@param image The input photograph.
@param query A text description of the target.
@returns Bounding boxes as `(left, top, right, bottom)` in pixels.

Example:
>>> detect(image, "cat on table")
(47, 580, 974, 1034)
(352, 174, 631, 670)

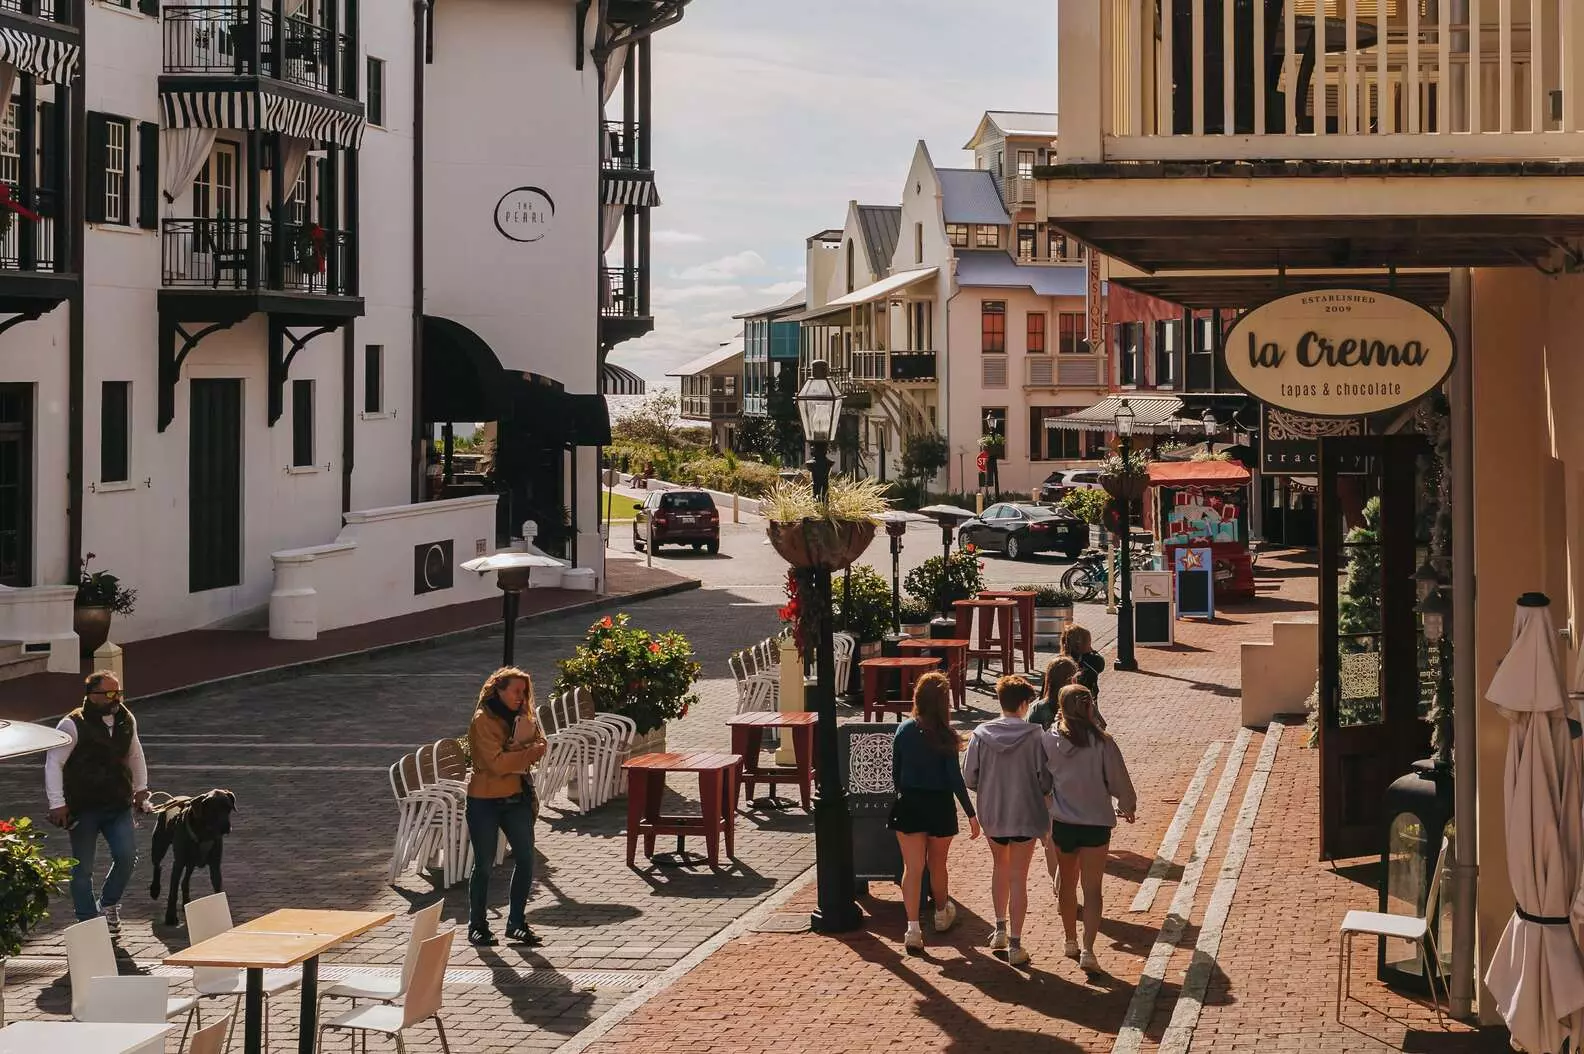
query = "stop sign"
(976, 451, 989, 472)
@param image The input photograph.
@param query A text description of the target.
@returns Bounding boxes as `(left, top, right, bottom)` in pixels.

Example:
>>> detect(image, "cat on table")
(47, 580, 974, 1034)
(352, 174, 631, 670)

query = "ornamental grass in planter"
(1099, 450, 1152, 502)
(763, 476, 887, 571)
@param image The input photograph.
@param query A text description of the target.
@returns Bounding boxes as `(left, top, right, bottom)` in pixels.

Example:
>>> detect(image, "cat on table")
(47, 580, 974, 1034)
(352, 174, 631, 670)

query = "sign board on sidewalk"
(1132, 571, 1175, 647)
(1174, 547, 1215, 620)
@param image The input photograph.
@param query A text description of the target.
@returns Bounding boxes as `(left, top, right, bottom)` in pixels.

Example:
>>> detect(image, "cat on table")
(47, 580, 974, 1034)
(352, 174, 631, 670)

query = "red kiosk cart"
(1144, 460, 1256, 602)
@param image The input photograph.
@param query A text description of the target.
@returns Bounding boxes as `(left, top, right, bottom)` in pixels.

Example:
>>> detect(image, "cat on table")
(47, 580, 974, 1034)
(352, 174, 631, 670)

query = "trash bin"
(838, 721, 933, 909)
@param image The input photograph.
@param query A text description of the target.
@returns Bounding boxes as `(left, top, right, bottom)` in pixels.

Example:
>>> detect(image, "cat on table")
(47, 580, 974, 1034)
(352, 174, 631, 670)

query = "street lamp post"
(796, 360, 861, 934)
(1202, 408, 1219, 455)
(1114, 399, 1138, 672)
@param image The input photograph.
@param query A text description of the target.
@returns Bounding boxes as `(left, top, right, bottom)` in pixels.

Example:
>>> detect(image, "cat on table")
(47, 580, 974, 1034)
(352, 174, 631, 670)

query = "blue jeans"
(68, 807, 137, 921)
(466, 794, 536, 933)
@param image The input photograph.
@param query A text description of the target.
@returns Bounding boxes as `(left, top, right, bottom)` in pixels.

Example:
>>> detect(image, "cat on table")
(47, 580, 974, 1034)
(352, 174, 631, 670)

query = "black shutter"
(84, 112, 108, 224)
(37, 101, 55, 217)
(100, 382, 130, 483)
(137, 0, 159, 15)
(291, 379, 314, 466)
(137, 121, 159, 230)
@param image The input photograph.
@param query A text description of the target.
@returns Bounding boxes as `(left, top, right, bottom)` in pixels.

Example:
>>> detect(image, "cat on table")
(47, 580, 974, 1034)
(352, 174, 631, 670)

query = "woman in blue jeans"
(465, 667, 547, 947)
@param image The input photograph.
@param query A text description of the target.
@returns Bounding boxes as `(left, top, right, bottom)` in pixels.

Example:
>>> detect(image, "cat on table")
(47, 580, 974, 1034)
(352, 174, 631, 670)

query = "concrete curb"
(557, 858, 819, 1054)
(82, 578, 702, 714)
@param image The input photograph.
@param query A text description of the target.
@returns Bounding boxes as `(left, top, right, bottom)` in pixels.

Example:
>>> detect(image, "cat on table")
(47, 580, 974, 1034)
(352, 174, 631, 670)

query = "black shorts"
(989, 835, 1033, 845)
(888, 789, 959, 839)
(1050, 820, 1112, 853)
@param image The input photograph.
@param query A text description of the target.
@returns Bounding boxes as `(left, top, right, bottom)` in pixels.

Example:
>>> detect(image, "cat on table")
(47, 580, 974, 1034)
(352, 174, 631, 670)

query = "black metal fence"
(164, 6, 352, 96)
(0, 200, 59, 273)
(0, 0, 64, 24)
(162, 217, 352, 295)
(600, 120, 646, 171)
(600, 266, 646, 318)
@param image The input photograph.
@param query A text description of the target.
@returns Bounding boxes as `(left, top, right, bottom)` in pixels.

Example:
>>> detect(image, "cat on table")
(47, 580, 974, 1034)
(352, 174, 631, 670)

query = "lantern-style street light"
(1114, 399, 1138, 671)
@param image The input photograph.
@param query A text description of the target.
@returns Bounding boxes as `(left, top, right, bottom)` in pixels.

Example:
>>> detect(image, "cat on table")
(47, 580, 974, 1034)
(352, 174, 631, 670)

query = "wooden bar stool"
(978, 589, 1037, 672)
(859, 656, 941, 721)
(953, 598, 1016, 682)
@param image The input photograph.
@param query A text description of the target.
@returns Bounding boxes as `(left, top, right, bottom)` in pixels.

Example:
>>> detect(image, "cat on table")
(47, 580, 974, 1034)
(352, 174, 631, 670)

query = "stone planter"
(1034, 605, 1073, 648)
(74, 605, 113, 658)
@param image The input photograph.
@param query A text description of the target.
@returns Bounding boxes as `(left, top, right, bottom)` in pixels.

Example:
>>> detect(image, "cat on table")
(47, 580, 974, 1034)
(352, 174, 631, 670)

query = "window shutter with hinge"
(84, 112, 108, 225)
(137, 0, 159, 17)
(137, 121, 158, 230)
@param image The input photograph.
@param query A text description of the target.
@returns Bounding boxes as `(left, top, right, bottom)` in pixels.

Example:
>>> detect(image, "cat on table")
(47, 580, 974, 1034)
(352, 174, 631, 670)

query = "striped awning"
(161, 86, 366, 149)
(602, 176, 660, 208)
(602, 361, 645, 395)
(1043, 395, 1185, 434)
(0, 26, 78, 84)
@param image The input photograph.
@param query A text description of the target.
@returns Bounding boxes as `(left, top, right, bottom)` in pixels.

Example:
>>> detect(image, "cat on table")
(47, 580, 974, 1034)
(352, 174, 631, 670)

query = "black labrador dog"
(148, 788, 237, 926)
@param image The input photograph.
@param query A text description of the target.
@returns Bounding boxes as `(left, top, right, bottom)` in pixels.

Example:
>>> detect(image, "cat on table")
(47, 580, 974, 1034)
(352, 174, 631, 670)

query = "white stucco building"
(0, 0, 682, 664)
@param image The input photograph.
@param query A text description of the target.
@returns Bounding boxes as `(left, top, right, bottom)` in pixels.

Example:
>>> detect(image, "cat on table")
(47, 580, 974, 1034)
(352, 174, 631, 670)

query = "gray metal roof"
(856, 205, 901, 278)
(1044, 395, 1185, 434)
(938, 169, 1010, 226)
(963, 111, 1059, 149)
(667, 345, 743, 378)
(954, 251, 1086, 296)
(732, 290, 806, 320)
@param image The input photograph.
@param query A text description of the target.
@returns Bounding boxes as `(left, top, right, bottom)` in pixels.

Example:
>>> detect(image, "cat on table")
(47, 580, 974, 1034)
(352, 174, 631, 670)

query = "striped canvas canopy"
(602, 360, 645, 396)
(602, 176, 660, 207)
(161, 85, 367, 149)
(0, 25, 78, 84)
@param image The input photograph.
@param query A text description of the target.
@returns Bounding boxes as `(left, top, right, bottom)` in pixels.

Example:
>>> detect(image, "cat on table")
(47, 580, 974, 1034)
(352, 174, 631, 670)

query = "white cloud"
(676, 250, 766, 281)
(653, 230, 706, 245)
(761, 280, 805, 297)
(650, 283, 746, 306)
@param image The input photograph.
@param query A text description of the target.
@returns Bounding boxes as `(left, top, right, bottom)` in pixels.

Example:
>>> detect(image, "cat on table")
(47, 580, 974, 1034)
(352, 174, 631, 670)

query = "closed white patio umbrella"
(1483, 593, 1584, 1053)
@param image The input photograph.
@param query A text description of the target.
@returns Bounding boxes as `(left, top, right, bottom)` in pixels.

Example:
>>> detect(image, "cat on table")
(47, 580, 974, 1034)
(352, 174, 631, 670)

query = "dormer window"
(947, 224, 970, 248)
(975, 225, 1000, 249)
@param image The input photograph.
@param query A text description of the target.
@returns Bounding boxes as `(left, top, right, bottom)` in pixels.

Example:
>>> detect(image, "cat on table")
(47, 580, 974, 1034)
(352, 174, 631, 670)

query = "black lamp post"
(1114, 399, 1138, 672)
(1202, 408, 1219, 455)
(1416, 563, 1453, 770)
(797, 360, 861, 934)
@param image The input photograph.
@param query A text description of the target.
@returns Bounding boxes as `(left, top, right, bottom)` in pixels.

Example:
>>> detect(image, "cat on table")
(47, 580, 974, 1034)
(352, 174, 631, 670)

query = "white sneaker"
(1079, 949, 1100, 972)
(904, 928, 925, 954)
(1064, 940, 1081, 961)
(989, 928, 1009, 952)
(1007, 945, 1031, 967)
(100, 903, 120, 935)
(933, 902, 957, 933)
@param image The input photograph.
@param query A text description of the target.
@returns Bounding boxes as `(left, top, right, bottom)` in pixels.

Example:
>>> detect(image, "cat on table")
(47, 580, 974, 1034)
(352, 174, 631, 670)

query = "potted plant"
(904, 547, 986, 619)
(1019, 584, 1077, 647)
(899, 600, 935, 638)
(763, 476, 886, 571)
(555, 613, 702, 759)
(0, 816, 74, 1026)
(75, 554, 136, 658)
(1099, 450, 1151, 502)
(979, 433, 1006, 459)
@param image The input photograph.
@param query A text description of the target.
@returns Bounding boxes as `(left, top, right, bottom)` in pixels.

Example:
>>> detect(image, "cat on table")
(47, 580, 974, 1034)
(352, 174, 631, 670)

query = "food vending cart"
(1144, 460, 1256, 602)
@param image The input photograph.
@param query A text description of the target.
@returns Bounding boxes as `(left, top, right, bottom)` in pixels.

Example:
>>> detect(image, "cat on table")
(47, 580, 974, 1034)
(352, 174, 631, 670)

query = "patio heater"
(917, 504, 977, 634)
(1113, 399, 1138, 671)
(461, 551, 566, 666)
(795, 361, 860, 935)
(872, 510, 931, 651)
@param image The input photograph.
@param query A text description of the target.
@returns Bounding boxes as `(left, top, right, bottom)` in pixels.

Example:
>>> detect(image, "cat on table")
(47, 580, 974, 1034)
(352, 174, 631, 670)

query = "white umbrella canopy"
(0, 718, 70, 760)
(1483, 593, 1584, 1054)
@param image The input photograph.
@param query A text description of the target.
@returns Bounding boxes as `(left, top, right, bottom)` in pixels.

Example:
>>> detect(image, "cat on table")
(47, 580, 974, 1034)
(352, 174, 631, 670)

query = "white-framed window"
(193, 142, 239, 218)
(104, 120, 126, 223)
(974, 225, 999, 249)
(0, 101, 19, 192)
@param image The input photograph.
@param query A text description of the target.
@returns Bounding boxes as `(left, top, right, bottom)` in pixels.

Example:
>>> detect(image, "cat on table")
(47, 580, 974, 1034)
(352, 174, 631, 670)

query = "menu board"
(1174, 547, 1215, 620)
(1132, 571, 1175, 647)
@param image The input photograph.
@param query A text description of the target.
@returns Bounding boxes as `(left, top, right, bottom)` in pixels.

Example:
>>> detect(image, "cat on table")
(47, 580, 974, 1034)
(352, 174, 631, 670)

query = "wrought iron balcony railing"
(601, 120, 647, 171)
(600, 266, 648, 319)
(164, 7, 353, 97)
(0, 0, 68, 27)
(0, 190, 61, 273)
(161, 217, 353, 296)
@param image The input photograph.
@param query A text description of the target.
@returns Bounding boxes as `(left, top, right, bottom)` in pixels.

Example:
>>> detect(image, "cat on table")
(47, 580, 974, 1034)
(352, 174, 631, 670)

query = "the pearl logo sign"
(1224, 289, 1455, 417)
(494, 187, 555, 243)
(414, 540, 454, 595)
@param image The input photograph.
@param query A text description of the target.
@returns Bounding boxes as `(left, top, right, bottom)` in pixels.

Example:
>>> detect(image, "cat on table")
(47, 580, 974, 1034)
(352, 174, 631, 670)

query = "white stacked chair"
(535, 702, 600, 814)
(833, 632, 856, 696)
(567, 686, 637, 796)
(388, 754, 462, 886)
(430, 738, 507, 873)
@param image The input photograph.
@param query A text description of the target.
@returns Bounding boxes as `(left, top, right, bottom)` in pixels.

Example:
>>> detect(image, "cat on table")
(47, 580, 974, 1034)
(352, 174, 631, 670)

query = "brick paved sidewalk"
(573, 553, 1502, 1054)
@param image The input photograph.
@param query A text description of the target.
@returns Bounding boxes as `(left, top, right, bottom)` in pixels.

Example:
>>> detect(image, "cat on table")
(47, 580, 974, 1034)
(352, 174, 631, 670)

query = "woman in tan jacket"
(466, 666, 547, 947)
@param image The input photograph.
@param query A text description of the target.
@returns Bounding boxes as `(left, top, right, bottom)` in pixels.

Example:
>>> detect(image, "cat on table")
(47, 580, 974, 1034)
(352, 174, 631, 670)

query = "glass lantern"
(1378, 760, 1453, 991)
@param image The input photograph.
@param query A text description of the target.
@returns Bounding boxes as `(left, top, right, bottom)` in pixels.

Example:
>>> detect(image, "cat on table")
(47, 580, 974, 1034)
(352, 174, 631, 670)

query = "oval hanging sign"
(494, 186, 555, 243)
(1224, 288, 1454, 417)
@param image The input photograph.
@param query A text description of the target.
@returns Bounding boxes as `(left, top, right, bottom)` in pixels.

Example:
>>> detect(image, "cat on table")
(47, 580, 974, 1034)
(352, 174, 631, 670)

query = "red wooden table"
(977, 589, 1037, 672)
(896, 637, 969, 710)
(727, 710, 818, 810)
(859, 655, 941, 721)
(953, 598, 1017, 681)
(623, 751, 741, 867)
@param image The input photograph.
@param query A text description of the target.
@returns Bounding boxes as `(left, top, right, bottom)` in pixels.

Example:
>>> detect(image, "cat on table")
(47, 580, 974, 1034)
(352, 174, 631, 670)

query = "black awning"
(421, 314, 509, 423)
(567, 394, 612, 446)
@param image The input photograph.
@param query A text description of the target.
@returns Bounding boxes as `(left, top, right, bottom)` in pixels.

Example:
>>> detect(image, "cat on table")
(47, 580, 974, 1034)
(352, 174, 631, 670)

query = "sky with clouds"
(612, 0, 1058, 387)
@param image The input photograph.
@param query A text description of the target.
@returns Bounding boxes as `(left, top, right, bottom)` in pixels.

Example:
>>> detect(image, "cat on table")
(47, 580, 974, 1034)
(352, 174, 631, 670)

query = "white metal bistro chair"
(318, 928, 456, 1054)
(66, 918, 200, 1050)
(183, 892, 301, 1052)
(1336, 835, 1448, 1025)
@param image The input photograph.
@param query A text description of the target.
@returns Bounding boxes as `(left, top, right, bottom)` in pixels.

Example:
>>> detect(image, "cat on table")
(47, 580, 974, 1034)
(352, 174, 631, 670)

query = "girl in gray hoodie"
(963, 676, 1051, 966)
(1043, 684, 1137, 972)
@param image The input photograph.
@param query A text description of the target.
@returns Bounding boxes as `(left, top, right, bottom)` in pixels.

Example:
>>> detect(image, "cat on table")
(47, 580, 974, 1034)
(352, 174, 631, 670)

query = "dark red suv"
(634, 490, 720, 554)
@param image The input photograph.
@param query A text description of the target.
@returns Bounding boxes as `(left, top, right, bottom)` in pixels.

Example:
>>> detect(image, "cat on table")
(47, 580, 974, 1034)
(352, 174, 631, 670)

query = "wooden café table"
(727, 710, 818, 810)
(859, 655, 941, 721)
(165, 908, 393, 1054)
(976, 589, 1037, 672)
(953, 597, 1017, 681)
(624, 751, 741, 867)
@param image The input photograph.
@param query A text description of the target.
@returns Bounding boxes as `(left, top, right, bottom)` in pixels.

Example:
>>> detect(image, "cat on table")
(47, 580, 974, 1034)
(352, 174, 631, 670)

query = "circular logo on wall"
(494, 187, 556, 243)
(1223, 288, 1455, 417)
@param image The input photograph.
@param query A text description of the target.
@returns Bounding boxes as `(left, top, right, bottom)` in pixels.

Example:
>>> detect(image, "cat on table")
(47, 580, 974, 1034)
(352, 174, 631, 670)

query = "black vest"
(64, 705, 135, 813)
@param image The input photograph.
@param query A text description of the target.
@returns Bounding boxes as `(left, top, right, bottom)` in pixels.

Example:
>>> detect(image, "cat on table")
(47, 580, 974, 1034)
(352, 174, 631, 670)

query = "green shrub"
(0, 816, 74, 957)
(833, 565, 896, 643)
(905, 549, 985, 611)
(1014, 583, 1077, 606)
(555, 613, 702, 735)
(899, 600, 936, 625)
(674, 456, 780, 498)
(1060, 489, 1109, 525)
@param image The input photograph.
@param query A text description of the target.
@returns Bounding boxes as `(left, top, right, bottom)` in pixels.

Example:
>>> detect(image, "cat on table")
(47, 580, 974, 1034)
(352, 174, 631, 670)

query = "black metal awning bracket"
(0, 307, 46, 338)
(268, 320, 340, 426)
(159, 317, 240, 432)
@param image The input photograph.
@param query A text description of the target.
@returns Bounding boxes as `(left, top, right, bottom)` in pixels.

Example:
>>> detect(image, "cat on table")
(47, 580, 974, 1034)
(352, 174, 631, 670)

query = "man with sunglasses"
(44, 671, 150, 931)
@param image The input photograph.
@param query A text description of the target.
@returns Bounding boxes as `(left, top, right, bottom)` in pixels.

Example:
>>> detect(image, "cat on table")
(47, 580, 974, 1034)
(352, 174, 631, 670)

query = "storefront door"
(1317, 434, 1433, 860)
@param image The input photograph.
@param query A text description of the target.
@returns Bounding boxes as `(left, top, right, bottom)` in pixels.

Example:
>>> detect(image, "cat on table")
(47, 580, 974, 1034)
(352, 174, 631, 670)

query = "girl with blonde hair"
(466, 666, 548, 947)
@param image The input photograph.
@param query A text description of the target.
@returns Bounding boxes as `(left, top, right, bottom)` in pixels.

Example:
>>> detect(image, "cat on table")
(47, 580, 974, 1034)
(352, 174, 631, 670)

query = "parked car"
(634, 490, 720, 554)
(957, 502, 1087, 560)
(1037, 469, 1105, 504)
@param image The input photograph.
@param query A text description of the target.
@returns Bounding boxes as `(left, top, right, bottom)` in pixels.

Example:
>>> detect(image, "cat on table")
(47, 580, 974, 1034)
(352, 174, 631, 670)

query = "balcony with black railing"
(600, 266, 648, 320)
(163, 7, 353, 97)
(0, 0, 70, 27)
(601, 120, 647, 172)
(162, 217, 354, 297)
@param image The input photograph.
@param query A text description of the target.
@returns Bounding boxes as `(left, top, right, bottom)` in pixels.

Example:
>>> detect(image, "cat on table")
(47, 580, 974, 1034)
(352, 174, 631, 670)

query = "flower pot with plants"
(74, 554, 136, 659)
(764, 476, 886, 571)
(554, 613, 702, 794)
(904, 547, 986, 622)
(979, 434, 1006, 460)
(1020, 584, 1077, 647)
(899, 600, 935, 639)
(1099, 450, 1151, 502)
(832, 564, 898, 693)
(0, 816, 74, 1027)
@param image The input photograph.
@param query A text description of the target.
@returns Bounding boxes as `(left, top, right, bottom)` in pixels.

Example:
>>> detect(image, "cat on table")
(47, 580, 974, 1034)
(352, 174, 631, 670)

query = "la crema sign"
(1224, 289, 1455, 417)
